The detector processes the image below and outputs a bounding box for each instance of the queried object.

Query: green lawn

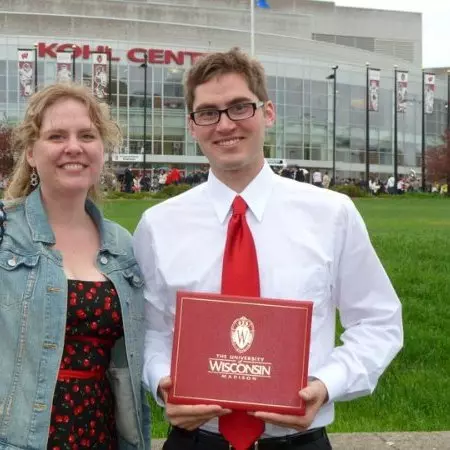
[104,196,450,435]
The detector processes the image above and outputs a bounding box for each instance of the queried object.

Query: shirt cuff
[309,362,347,403]
[143,361,170,407]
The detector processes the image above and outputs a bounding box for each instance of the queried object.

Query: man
[312,170,322,187]
[322,171,330,189]
[133,48,403,450]
[124,166,134,193]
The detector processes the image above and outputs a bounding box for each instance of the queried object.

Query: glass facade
[1,36,448,178]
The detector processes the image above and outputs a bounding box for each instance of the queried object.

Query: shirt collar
[207,161,275,223]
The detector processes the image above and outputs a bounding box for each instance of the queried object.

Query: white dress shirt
[133,162,403,437]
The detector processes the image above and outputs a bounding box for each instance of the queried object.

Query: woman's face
[27,98,104,199]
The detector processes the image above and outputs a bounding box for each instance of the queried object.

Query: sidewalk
[151,432,450,449]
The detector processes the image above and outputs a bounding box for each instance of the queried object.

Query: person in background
[124,165,134,193]
[322,171,330,189]
[312,169,322,187]
[0,83,149,450]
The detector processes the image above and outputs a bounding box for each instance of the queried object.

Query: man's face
[189,73,275,177]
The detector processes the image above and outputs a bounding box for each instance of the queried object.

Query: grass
[104,196,450,435]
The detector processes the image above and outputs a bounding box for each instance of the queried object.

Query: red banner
[396,71,408,113]
[368,69,380,112]
[92,53,108,99]
[424,73,436,115]
[17,50,35,97]
[56,52,73,82]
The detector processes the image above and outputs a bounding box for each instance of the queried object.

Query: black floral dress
[47,280,124,450]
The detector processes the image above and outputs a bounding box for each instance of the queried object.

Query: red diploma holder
[168,291,313,415]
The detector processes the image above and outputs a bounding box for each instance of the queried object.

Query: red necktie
[219,196,265,450]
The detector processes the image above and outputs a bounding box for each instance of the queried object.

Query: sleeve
[310,196,403,402]
[133,212,173,406]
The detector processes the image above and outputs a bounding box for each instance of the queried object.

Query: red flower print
[49,279,123,448]
[76,310,86,320]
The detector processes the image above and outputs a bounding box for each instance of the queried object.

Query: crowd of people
[118,166,209,193]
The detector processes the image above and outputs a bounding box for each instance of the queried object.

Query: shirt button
[7,258,16,267]
[132,275,141,284]
[100,256,108,265]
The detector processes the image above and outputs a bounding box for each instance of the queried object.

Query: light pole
[140,52,148,178]
[394,65,398,188]
[34,43,38,92]
[365,62,370,190]
[326,65,338,185]
[72,45,76,81]
[105,46,113,110]
[421,71,426,192]
[447,69,450,130]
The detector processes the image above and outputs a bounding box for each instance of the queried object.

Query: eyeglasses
[190,101,265,126]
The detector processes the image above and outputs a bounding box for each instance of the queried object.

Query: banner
[92,53,109,99]
[396,71,408,113]
[17,50,35,97]
[368,68,380,112]
[56,52,73,82]
[424,73,436,115]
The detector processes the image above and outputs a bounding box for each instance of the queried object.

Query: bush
[104,184,192,201]
[104,191,154,200]
[331,184,368,198]
[152,183,192,199]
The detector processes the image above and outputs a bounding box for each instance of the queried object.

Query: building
[1,0,448,180]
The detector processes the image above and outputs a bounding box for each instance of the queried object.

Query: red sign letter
[127,48,146,63]
[148,49,164,64]
[164,50,184,65]
[38,42,57,58]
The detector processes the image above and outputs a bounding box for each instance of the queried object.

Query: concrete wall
[0,0,422,67]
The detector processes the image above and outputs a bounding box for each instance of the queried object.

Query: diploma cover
[168,291,313,415]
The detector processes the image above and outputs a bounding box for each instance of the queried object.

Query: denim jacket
[0,189,150,450]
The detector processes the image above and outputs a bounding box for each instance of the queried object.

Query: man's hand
[158,376,231,431]
[251,379,328,431]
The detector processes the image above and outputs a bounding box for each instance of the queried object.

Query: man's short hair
[184,47,269,112]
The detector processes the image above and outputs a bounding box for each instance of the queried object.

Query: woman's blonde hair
[5,83,122,201]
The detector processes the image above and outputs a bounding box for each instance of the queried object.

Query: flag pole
[250,0,255,56]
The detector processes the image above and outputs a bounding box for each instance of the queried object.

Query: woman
[0,83,150,450]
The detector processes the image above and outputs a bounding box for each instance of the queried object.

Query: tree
[426,129,450,196]
[0,124,14,177]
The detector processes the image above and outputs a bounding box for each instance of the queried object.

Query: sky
[333,0,450,68]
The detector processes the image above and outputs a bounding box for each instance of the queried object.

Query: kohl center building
[1,0,448,179]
